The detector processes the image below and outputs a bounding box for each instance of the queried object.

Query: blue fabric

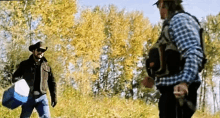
[20,94,50,118]
[155,13,203,87]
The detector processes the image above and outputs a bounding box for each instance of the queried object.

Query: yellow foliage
[0,88,219,118]
[72,9,106,61]
[31,0,77,38]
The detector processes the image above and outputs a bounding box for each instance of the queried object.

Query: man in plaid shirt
[143,0,204,118]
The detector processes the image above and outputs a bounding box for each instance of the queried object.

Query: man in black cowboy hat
[12,41,57,118]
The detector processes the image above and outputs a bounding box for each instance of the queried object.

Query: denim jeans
[20,94,50,118]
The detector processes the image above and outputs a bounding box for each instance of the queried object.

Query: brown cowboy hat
[29,41,48,52]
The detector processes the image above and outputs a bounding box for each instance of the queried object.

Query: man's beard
[34,54,42,59]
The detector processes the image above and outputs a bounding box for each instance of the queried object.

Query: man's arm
[12,62,24,83]
[48,67,57,107]
[169,13,203,84]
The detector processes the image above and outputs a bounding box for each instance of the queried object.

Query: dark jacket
[12,55,57,101]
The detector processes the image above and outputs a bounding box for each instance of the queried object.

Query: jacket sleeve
[12,61,24,83]
[48,67,57,101]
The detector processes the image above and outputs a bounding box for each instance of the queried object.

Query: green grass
[0,87,219,118]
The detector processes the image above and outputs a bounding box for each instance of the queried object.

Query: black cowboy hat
[29,41,48,52]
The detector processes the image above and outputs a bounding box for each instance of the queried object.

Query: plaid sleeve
[169,13,204,84]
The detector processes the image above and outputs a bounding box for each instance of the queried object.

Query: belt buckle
[33,91,41,98]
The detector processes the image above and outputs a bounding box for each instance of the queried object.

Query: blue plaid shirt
[155,13,204,87]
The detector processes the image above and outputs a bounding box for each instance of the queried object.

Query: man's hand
[142,77,154,88]
[51,98,57,107]
[173,83,188,99]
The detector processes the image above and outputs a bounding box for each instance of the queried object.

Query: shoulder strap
[158,19,171,43]
[162,20,170,30]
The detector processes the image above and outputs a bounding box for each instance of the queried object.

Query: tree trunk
[202,77,206,112]
[199,70,205,110]
[210,78,218,113]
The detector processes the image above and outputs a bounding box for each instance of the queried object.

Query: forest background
[0,0,220,117]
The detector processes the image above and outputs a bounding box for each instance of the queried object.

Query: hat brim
[39,47,48,50]
[153,1,159,6]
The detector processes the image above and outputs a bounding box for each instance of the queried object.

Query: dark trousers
[158,82,200,118]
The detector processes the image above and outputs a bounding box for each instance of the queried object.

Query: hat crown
[35,42,45,48]
[29,41,48,51]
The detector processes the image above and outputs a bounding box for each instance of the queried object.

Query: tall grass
[0,87,219,118]
[50,86,159,118]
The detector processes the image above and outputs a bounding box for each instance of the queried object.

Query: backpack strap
[158,20,171,43]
